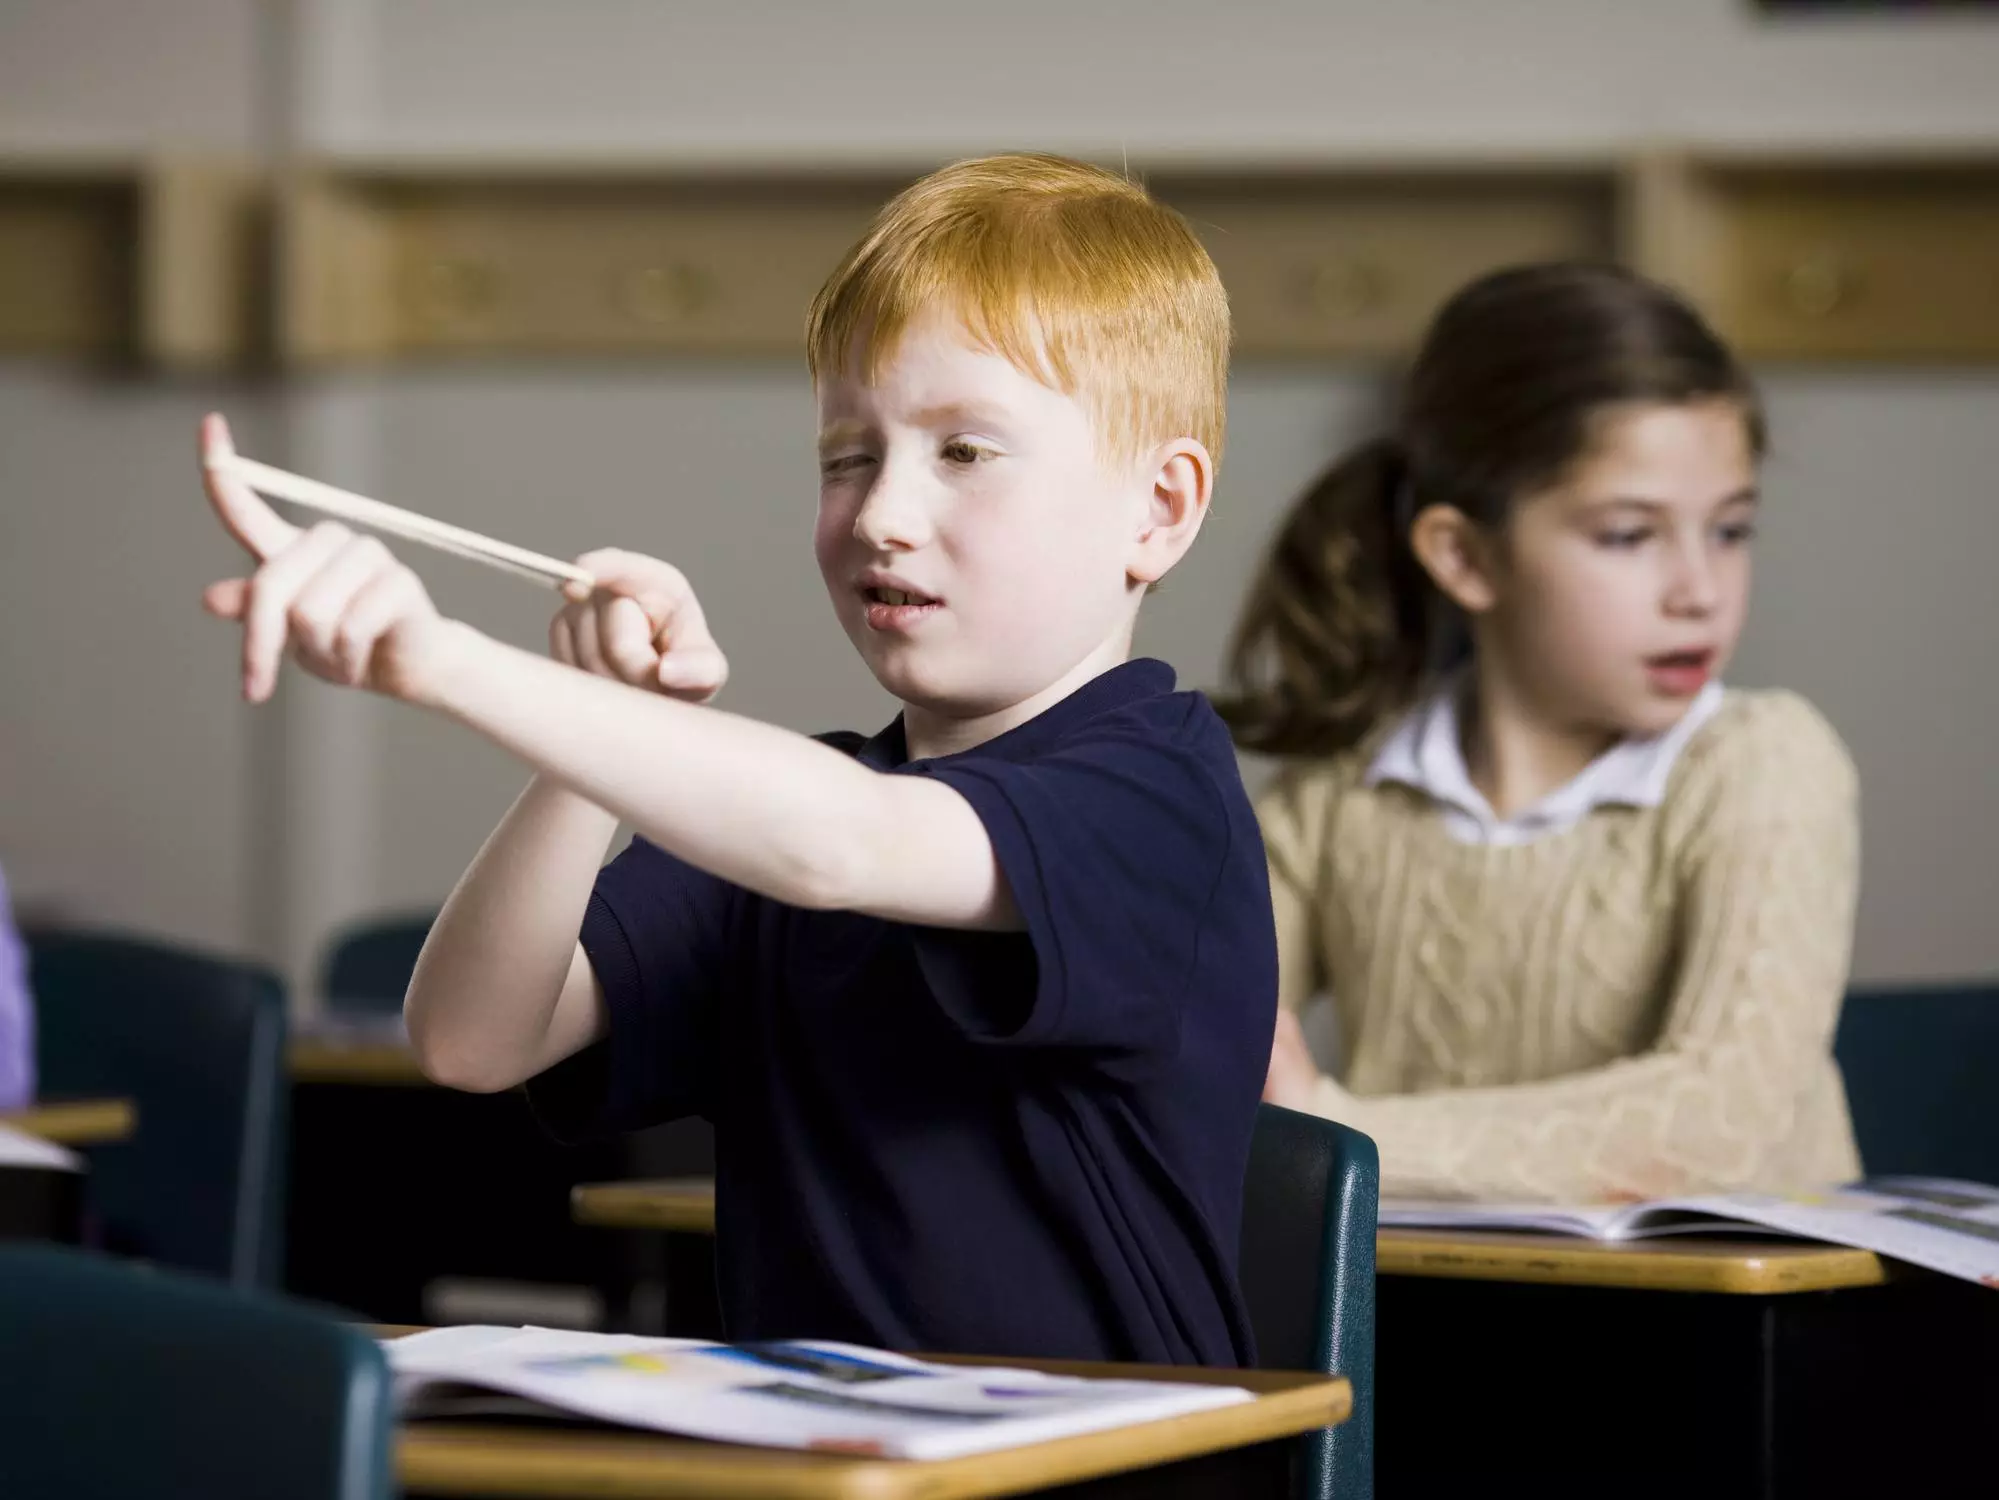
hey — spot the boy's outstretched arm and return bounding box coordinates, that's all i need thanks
[199,417,1017,1084]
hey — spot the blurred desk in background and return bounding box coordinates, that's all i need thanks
[571,1176,721,1338]
[289,1034,431,1087]
[286,1027,707,1328]
[2,1096,136,1147]
[0,1096,133,1243]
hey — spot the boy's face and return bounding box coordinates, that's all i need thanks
[814,311,1149,726]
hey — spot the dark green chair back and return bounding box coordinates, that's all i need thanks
[29,930,288,1287]
[1835,983,1999,1184]
[0,1244,393,1500]
[321,913,435,1016]
[1239,1102,1378,1500]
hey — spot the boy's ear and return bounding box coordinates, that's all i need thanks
[1127,438,1213,586]
[1409,504,1498,614]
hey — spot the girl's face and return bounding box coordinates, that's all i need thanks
[1473,399,1759,740]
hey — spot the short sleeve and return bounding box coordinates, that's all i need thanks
[524,834,737,1140]
[911,710,1239,1055]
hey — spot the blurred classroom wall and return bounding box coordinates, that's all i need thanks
[2,0,1996,993]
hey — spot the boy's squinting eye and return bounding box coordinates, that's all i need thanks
[1716,518,1758,546]
[941,439,993,466]
[819,453,875,479]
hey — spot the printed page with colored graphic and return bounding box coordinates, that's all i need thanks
[1379,1176,1999,1288]
[385,1326,1252,1460]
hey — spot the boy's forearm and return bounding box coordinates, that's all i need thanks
[414,622,909,916]
[404,772,620,1090]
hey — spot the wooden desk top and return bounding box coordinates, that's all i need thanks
[1,1097,136,1146]
[392,1347,1347,1500]
[288,1034,432,1087]
[573,1178,716,1233]
[573,1181,1891,1296]
[1376,1227,1889,1295]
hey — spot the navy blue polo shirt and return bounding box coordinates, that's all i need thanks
[527,658,1275,1366]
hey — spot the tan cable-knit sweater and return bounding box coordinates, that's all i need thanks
[1258,689,1863,1203]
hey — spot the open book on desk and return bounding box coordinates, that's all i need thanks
[387,1326,1252,1461]
[1379,1176,1999,1288]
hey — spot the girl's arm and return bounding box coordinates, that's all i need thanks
[1258,764,1337,1016]
[1279,698,1861,1203]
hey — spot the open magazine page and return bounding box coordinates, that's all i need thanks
[1376,1200,1665,1238]
[386,1326,1253,1461]
[1650,1178,1999,1288]
[1380,1178,1999,1288]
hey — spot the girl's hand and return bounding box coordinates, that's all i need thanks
[198,414,452,704]
[551,549,729,704]
[1263,1006,1326,1112]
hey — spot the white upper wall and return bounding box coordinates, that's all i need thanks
[0,0,267,152]
[345,0,1999,156]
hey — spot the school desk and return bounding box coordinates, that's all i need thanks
[0,1097,132,1242]
[286,1034,704,1326]
[1375,1226,1887,1294]
[570,1177,722,1336]
[385,1339,1349,1500]
[1,1096,137,1147]
[1372,1227,1998,1498]
[288,1034,432,1087]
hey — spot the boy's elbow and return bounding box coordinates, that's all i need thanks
[776,823,878,912]
[783,846,867,912]
[403,1006,525,1095]
[410,1036,522,1095]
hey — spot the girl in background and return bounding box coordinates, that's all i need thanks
[1222,263,1861,1202]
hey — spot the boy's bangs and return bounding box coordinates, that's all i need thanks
[808,231,1078,405]
[805,155,1229,465]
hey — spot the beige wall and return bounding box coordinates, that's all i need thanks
[2,0,1996,989]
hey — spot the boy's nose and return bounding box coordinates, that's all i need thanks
[852,474,933,551]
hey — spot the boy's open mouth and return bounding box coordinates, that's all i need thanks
[858,577,943,632]
[864,585,940,607]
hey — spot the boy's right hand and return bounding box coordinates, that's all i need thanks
[552,550,728,704]
[199,413,452,706]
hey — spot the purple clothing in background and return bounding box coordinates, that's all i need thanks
[0,864,34,1109]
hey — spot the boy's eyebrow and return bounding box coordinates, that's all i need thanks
[909,400,1016,431]
[816,420,871,454]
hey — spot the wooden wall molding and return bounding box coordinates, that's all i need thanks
[1627,150,1999,362]
[5,149,1996,366]
[0,155,261,367]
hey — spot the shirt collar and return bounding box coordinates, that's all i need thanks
[856,658,1178,771]
[1365,677,1727,832]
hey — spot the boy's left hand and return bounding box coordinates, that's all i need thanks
[552,550,729,704]
[1263,1007,1325,1111]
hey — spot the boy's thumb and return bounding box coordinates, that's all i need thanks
[202,578,250,619]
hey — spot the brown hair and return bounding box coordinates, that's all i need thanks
[1217,261,1764,758]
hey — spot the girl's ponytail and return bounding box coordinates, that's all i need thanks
[1215,435,1438,758]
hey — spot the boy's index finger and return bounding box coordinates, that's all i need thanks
[200,412,298,562]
